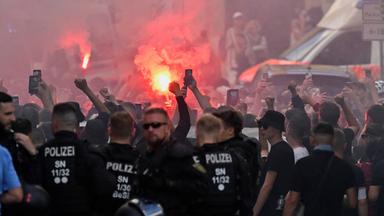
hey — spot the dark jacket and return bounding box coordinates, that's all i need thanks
[38,131,92,216]
[87,143,141,216]
[0,128,39,184]
[193,143,253,216]
[219,135,260,202]
[138,137,207,216]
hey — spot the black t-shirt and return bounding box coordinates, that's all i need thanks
[371,160,384,215]
[292,150,356,216]
[343,128,356,158]
[259,141,295,215]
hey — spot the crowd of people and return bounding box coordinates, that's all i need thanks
[1,66,384,216]
[222,8,318,86]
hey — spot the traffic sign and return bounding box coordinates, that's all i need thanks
[363,3,384,21]
[363,23,384,40]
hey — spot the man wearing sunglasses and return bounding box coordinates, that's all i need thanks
[253,110,294,216]
[137,82,208,216]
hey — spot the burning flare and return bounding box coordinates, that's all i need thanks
[81,53,91,69]
[153,71,171,92]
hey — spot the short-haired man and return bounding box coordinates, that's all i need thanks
[38,103,91,216]
[193,114,252,216]
[253,110,294,216]
[213,110,260,202]
[283,123,357,216]
[87,111,140,216]
[0,92,37,183]
[138,105,207,216]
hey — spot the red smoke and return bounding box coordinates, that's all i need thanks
[60,31,92,71]
[134,0,211,97]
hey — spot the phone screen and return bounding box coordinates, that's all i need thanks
[28,75,40,95]
[184,69,193,86]
[227,89,240,106]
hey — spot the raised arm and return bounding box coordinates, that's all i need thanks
[288,81,305,111]
[74,79,110,114]
[36,80,55,112]
[335,94,360,134]
[188,77,212,111]
[169,82,191,142]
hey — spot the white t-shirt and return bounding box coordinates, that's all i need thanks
[293,146,309,163]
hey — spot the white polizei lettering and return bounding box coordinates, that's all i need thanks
[44,146,75,157]
[106,162,136,174]
[193,156,200,164]
[205,153,232,164]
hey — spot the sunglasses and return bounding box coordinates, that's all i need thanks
[143,122,167,130]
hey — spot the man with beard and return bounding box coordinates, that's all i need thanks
[137,82,208,216]
[0,92,38,183]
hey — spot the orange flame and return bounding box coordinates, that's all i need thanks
[153,70,171,92]
[59,31,92,70]
[81,53,91,69]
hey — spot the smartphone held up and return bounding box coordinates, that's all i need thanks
[29,69,42,95]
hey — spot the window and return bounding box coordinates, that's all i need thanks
[312,31,371,65]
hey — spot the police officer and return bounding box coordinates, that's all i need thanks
[193,114,252,216]
[213,110,260,203]
[87,111,140,216]
[38,103,91,216]
[138,104,208,216]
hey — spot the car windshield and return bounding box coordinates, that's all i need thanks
[281,28,332,61]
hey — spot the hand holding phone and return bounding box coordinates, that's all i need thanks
[29,70,42,95]
[184,69,194,87]
[227,89,240,107]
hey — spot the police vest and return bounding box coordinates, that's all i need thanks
[40,134,92,215]
[97,144,140,202]
[194,149,239,207]
[42,143,80,188]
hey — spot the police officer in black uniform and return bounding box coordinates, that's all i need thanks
[213,110,260,203]
[38,103,91,216]
[193,114,252,216]
[137,84,208,216]
[87,111,141,216]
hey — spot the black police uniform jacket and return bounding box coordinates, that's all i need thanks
[220,135,260,202]
[37,131,92,216]
[193,143,253,216]
[87,143,140,216]
[137,137,208,216]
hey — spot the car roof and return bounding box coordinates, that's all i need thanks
[261,64,353,79]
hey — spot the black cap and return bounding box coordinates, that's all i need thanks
[258,110,285,132]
